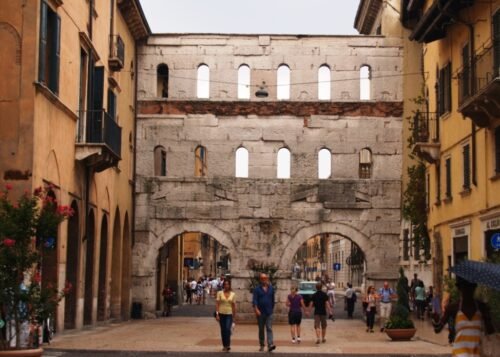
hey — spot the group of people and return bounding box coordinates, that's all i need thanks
[184,275,227,305]
[362,281,396,333]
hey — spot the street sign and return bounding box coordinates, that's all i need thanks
[491,233,500,250]
[333,263,341,271]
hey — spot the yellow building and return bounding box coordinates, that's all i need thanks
[0,0,150,332]
[405,0,500,286]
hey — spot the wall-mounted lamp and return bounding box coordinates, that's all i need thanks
[255,81,269,98]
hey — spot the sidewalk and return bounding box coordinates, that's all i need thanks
[46,316,451,355]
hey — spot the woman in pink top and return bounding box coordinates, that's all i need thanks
[286,286,307,344]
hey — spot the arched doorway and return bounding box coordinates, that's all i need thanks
[110,208,121,319]
[156,232,231,315]
[84,209,95,325]
[64,201,80,329]
[97,214,109,321]
[120,213,131,320]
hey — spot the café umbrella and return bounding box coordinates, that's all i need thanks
[450,260,500,291]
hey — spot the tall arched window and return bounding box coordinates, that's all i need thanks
[277,147,291,179]
[195,145,207,177]
[359,148,372,178]
[197,64,210,99]
[277,65,290,100]
[238,65,251,99]
[318,65,331,100]
[235,147,249,178]
[157,64,169,98]
[154,145,167,176]
[318,148,332,179]
[360,65,371,100]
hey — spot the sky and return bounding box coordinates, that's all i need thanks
[139,0,361,35]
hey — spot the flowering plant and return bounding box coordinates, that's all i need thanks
[0,185,73,350]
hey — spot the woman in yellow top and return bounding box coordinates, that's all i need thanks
[216,280,236,352]
[434,277,494,357]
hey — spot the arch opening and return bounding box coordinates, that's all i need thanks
[97,214,109,322]
[235,147,249,178]
[121,214,131,320]
[277,147,291,179]
[157,63,169,98]
[197,64,210,99]
[318,65,331,100]
[110,209,122,319]
[64,201,80,329]
[237,64,251,99]
[83,209,95,325]
[318,148,332,179]
[277,64,290,100]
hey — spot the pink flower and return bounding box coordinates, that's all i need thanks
[3,238,16,247]
[34,272,42,283]
[5,184,13,191]
[33,187,43,196]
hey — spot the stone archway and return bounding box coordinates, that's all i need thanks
[84,209,95,325]
[97,214,108,321]
[120,213,131,320]
[64,200,80,329]
[110,208,122,319]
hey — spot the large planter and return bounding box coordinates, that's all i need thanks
[385,328,417,341]
[0,348,43,357]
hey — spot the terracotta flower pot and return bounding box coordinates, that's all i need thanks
[385,328,417,341]
[0,348,44,357]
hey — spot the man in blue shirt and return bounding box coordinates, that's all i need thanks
[378,281,396,332]
[252,273,276,352]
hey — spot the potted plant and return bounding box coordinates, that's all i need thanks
[0,185,72,355]
[384,267,416,341]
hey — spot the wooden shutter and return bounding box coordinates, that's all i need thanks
[494,11,500,76]
[87,66,105,143]
[445,158,452,197]
[92,66,104,110]
[38,1,48,83]
[463,144,470,189]
[495,127,500,173]
[50,14,61,94]
[445,63,452,112]
[462,44,470,98]
[107,89,116,121]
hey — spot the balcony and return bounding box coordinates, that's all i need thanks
[108,35,125,71]
[458,40,500,127]
[76,110,122,172]
[412,111,440,163]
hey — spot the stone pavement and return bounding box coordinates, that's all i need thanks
[45,315,451,356]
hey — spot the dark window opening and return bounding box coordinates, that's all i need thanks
[495,126,500,173]
[38,0,61,94]
[453,236,468,265]
[437,63,451,116]
[107,89,117,121]
[436,164,441,202]
[463,144,471,189]
[445,157,452,198]
[403,229,409,261]
[157,64,169,98]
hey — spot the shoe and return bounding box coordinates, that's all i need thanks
[268,345,276,352]
[370,329,374,333]
[259,346,265,352]
[316,339,320,344]
[322,339,326,343]
[366,328,370,332]
[380,327,385,332]
[297,337,301,344]
[292,338,296,344]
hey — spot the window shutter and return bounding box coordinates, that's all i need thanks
[463,144,470,189]
[436,164,441,202]
[445,158,452,197]
[107,89,116,121]
[50,14,61,94]
[445,63,452,112]
[92,66,105,110]
[438,68,444,116]
[38,1,48,83]
[494,11,500,76]
[495,127,500,173]
[87,66,105,143]
[462,44,470,98]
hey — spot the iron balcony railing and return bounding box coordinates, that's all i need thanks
[412,111,439,143]
[458,39,500,106]
[109,34,125,71]
[77,109,122,158]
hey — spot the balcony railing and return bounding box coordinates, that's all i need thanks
[412,111,440,163]
[109,34,125,71]
[76,110,121,171]
[457,40,500,127]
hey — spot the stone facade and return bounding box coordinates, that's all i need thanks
[134,34,404,319]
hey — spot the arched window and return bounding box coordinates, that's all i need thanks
[195,145,207,177]
[154,145,167,176]
[360,65,371,100]
[197,64,210,99]
[318,65,331,100]
[157,64,169,98]
[318,148,332,179]
[359,148,372,179]
[277,147,291,179]
[238,65,251,99]
[235,147,249,178]
[277,65,290,100]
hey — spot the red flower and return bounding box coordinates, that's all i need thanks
[5,183,13,191]
[3,238,16,247]
[33,272,42,283]
[33,187,43,196]
[63,281,73,295]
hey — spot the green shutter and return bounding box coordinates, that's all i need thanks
[494,11,500,76]
[38,0,48,83]
[50,14,61,94]
[463,145,470,189]
[107,89,116,121]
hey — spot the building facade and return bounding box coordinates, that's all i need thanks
[134,34,404,318]
[405,0,500,289]
[0,0,149,332]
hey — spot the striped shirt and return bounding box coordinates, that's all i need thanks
[452,310,482,357]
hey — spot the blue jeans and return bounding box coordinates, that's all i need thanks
[219,314,233,348]
[257,314,274,347]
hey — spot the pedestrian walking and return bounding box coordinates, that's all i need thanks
[344,283,356,318]
[309,282,331,344]
[433,277,494,357]
[252,273,276,352]
[162,284,174,317]
[184,279,192,304]
[286,286,307,344]
[326,280,336,320]
[378,281,396,332]
[189,278,197,304]
[364,286,377,332]
[415,280,426,320]
[196,278,204,305]
[215,279,236,353]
